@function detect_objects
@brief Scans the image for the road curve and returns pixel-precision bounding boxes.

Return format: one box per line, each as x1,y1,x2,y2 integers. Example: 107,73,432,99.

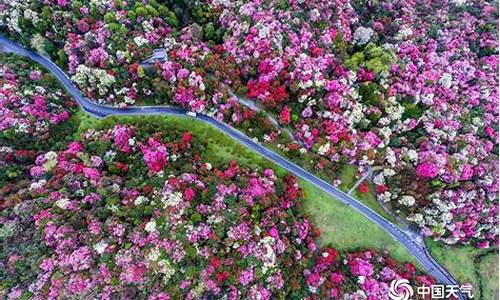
0,34,466,299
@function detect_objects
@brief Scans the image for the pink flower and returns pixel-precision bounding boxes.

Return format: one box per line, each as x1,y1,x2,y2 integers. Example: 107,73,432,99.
66,274,91,295
121,263,147,284
330,272,344,284
141,139,168,172
239,268,254,286
460,164,474,180
83,167,100,182
183,188,196,201
416,162,440,178
113,125,133,153
349,258,374,277
57,0,67,7
477,241,490,249
301,106,313,118
40,258,55,272
30,166,45,177
268,227,279,239
77,19,90,33
29,70,42,81
279,105,291,124
362,277,380,295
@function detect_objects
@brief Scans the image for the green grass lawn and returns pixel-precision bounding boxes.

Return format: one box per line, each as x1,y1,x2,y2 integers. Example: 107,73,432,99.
78,113,418,265
427,239,499,299
477,253,499,300
301,179,418,265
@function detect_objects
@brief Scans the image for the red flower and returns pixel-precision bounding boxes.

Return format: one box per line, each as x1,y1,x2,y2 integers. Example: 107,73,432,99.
115,162,129,173
405,262,416,275
183,188,196,201
182,132,192,143
142,184,153,194
311,47,324,57
316,248,339,267
243,109,256,120
279,105,291,125
416,275,435,286
358,182,370,193
210,257,221,269
375,184,388,194
215,271,229,283
271,86,288,103
288,143,300,151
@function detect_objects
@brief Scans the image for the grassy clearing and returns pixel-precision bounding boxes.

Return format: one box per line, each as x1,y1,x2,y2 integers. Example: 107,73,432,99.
301,180,418,265
477,253,499,300
79,114,418,264
427,239,499,299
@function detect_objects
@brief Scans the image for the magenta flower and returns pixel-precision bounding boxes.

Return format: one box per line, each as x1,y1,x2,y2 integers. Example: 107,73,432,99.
349,258,374,277
141,138,168,172
416,162,440,178
239,268,254,286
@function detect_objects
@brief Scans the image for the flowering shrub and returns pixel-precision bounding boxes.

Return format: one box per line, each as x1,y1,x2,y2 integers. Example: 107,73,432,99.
1,0,178,105
193,0,500,248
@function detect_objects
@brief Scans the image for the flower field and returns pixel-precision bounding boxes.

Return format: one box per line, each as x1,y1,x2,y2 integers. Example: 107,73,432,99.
0,53,437,299
0,0,498,299
1,0,497,249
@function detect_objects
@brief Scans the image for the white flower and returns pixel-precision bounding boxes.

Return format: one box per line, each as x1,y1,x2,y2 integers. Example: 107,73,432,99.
161,191,183,208
407,149,418,162
148,247,161,261
30,180,47,190
385,148,397,167
134,196,148,206
399,195,416,207
145,220,157,233
133,36,149,47
55,198,70,209
353,26,374,45
72,65,116,96
373,173,385,185
451,0,467,5
395,26,413,40
158,259,176,280
93,240,108,254
439,73,453,89
317,143,330,156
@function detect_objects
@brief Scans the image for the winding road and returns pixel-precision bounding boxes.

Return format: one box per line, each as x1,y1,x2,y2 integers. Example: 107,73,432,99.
0,34,466,299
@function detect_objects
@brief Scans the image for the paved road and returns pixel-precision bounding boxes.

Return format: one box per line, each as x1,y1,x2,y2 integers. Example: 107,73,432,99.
0,35,466,299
